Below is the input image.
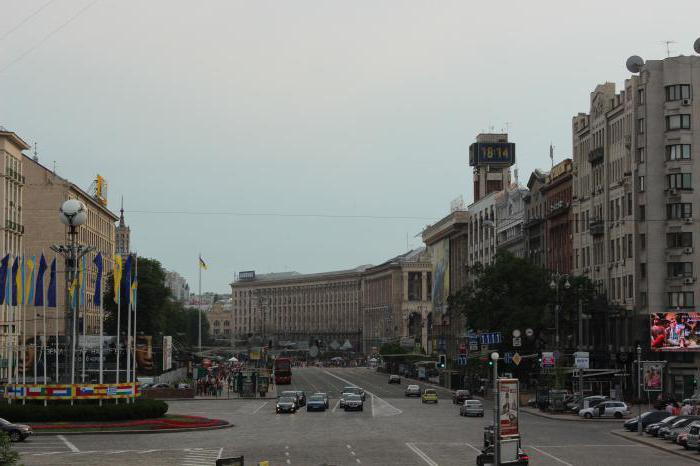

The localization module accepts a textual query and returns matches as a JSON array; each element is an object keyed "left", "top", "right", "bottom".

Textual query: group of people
[
  {"left": 196, "top": 375, "right": 224, "bottom": 397},
  {"left": 664, "top": 400, "right": 700, "bottom": 416}
]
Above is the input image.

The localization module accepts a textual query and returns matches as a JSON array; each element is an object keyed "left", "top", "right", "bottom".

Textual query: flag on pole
[
  {"left": 123, "top": 254, "right": 132, "bottom": 309},
  {"left": 113, "top": 255, "right": 122, "bottom": 304},
  {"left": 93, "top": 253, "right": 103, "bottom": 306},
  {"left": 69, "top": 277, "right": 78, "bottom": 307},
  {"left": 47, "top": 258, "right": 57, "bottom": 308},
  {"left": 34, "top": 254, "right": 48, "bottom": 307},
  {"left": 4, "top": 255, "right": 11, "bottom": 307},
  {"left": 0, "top": 254, "right": 9, "bottom": 305},
  {"left": 11, "top": 256, "right": 19, "bottom": 306},
  {"left": 17, "top": 255, "right": 24, "bottom": 306},
  {"left": 25, "top": 256, "right": 36, "bottom": 306},
  {"left": 199, "top": 256, "right": 207, "bottom": 270},
  {"left": 79, "top": 255, "right": 87, "bottom": 306}
]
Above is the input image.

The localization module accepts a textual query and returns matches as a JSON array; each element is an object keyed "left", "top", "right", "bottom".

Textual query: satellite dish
[
  {"left": 626, "top": 55, "right": 644, "bottom": 73},
  {"left": 694, "top": 37, "right": 700, "bottom": 54}
]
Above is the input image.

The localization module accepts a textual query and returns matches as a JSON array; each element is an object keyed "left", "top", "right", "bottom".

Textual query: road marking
[
  {"left": 57, "top": 435, "right": 79, "bottom": 453},
  {"left": 529, "top": 446, "right": 573, "bottom": 466},
  {"left": 346, "top": 444, "right": 352, "bottom": 449},
  {"left": 405, "top": 442, "right": 438, "bottom": 466},
  {"left": 217, "top": 447, "right": 223, "bottom": 459},
  {"left": 286, "top": 460, "right": 291, "bottom": 464},
  {"left": 356, "top": 459, "right": 361, "bottom": 464},
  {"left": 332, "top": 399, "right": 341, "bottom": 413},
  {"left": 350, "top": 451, "right": 356, "bottom": 456},
  {"left": 324, "top": 370, "right": 402, "bottom": 417},
  {"left": 252, "top": 401, "right": 268, "bottom": 414},
  {"left": 531, "top": 444, "right": 641, "bottom": 448},
  {"left": 464, "top": 442, "right": 481, "bottom": 454}
]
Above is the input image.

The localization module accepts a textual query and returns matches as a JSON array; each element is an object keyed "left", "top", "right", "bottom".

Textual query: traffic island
[
  {"left": 611, "top": 429, "right": 700, "bottom": 463},
  {"left": 29, "top": 415, "right": 232, "bottom": 435}
]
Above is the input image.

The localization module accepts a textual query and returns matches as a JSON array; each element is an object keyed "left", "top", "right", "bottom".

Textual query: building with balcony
[
  {"left": 495, "top": 184, "right": 528, "bottom": 258},
  {"left": 543, "top": 159, "right": 573, "bottom": 274},
  {"left": 523, "top": 169, "right": 548, "bottom": 267}
]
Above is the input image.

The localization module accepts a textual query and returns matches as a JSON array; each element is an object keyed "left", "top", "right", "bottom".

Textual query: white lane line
[
  {"left": 405, "top": 442, "right": 438, "bottom": 466},
  {"left": 332, "top": 399, "right": 341, "bottom": 413},
  {"left": 529, "top": 446, "right": 574, "bottom": 466},
  {"left": 56, "top": 435, "right": 79, "bottom": 453},
  {"left": 217, "top": 448, "right": 223, "bottom": 459},
  {"left": 251, "top": 401, "right": 268, "bottom": 414},
  {"left": 324, "top": 370, "right": 402, "bottom": 417},
  {"left": 286, "top": 460, "right": 291, "bottom": 464},
  {"left": 350, "top": 451, "right": 356, "bottom": 456},
  {"left": 464, "top": 442, "right": 481, "bottom": 454},
  {"left": 285, "top": 452, "right": 290, "bottom": 457}
]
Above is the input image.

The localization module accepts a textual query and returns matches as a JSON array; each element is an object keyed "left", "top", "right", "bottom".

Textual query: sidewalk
[
  {"left": 520, "top": 406, "right": 627, "bottom": 422},
  {"left": 611, "top": 429, "right": 700, "bottom": 463}
]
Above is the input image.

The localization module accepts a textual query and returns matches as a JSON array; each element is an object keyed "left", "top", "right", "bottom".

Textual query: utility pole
[
  {"left": 491, "top": 352, "right": 500, "bottom": 466},
  {"left": 637, "top": 344, "right": 642, "bottom": 435}
]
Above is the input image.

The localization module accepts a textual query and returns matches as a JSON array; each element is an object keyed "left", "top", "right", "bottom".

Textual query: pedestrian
[
  {"left": 681, "top": 403, "right": 693, "bottom": 416},
  {"left": 665, "top": 401, "right": 674, "bottom": 414}
]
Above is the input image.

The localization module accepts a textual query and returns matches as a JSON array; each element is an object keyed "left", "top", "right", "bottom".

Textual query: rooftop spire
[{"left": 119, "top": 196, "right": 125, "bottom": 226}]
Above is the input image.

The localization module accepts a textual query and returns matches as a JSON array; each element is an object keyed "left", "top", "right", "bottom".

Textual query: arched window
[{"left": 214, "top": 320, "right": 220, "bottom": 327}]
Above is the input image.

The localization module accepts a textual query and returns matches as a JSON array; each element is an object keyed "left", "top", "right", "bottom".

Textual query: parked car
[
  {"left": 405, "top": 385, "right": 421, "bottom": 397},
  {"left": 571, "top": 395, "right": 607, "bottom": 413},
  {"left": 453, "top": 390, "right": 471, "bottom": 404},
  {"left": 685, "top": 421, "right": 700, "bottom": 450},
  {"left": 388, "top": 375, "right": 401, "bottom": 384},
  {"left": 421, "top": 389, "right": 438, "bottom": 404},
  {"left": 306, "top": 395, "right": 327, "bottom": 412},
  {"left": 624, "top": 411, "right": 668, "bottom": 431},
  {"left": 275, "top": 396, "right": 297, "bottom": 414},
  {"left": 151, "top": 383, "right": 171, "bottom": 389},
  {"left": 460, "top": 399, "right": 484, "bottom": 417},
  {"left": 312, "top": 392, "right": 329, "bottom": 409},
  {"left": 0, "top": 418, "right": 32, "bottom": 442},
  {"left": 579, "top": 401, "right": 629, "bottom": 419},
  {"left": 660, "top": 417, "right": 700, "bottom": 440},
  {"left": 646, "top": 416, "right": 679, "bottom": 436},
  {"left": 176, "top": 383, "right": 190, "bottom": 390},
  {"left": 343, "top": 394, "right": 364, "bottom": 411},
  {"left": 668, "top": 418, "right": 700, "bottom": 443}
]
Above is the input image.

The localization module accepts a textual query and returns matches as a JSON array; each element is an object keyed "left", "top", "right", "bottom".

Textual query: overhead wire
[{"left": 0, "top": 0, "right": 59, "bottom": 42}]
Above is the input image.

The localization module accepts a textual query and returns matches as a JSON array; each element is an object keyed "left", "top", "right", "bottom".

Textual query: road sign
[
  {"left": 503, "top": 352, "right": 513, "bottom": 364},
  {"left": 525, "top": 328, "right": 534, "bottom": 337},
  {"left": 512, "top": 352, "right": 522, "bottom": 366},
  {"left": 541, "top": 352, "right": 555, "bottom": 368},
  {"left": 479, "top": 332, "right": 503, "bottom": 345},
  {"left": 459, "top": 343, "right": 467, "bottom": 354},
  {"left": 456, "top": 355, "right": 468, "bottom": 366},
  {"left": 469, "top": 337, "right": 479, "bottom": 351},
  {"left": 574, "top": 351, "right": 589, "bottom": 369},
  {"left": 512, "top": 337, "right": 522, "bottom": 347}
]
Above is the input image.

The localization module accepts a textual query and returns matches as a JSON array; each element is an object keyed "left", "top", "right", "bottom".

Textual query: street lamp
[
  {"left": 637, "top": 344, "right": 642, "bottom": 435},
  {"left": 549, "top": 274, "right": 570, "bottom": 352},
  {"left": 491, "top": 351, "right": 500, "bottom": 466},
  {"left": 50, "top": 199, "right": 93, "bottom": 387}
]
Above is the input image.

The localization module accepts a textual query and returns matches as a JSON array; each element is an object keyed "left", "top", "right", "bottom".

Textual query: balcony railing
[
  {"left": 589, "top": 219, "right": 604, "bottom": 236},
  {"left": 588, "top": 147, "right": 604, "bottom": 163}
]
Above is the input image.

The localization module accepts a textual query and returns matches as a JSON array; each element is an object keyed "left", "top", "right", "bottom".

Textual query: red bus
[{"left": 274, "top": 357, "right": 292, "bottom": 384}]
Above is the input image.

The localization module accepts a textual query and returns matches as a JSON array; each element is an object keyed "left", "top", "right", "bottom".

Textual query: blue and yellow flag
[
  {"left": 15, "top": 256, "right": 24, "bottom": 306},
  {"left": 93, "top": 253, "right": 103, "bottom": 306},
  {"left": 34, "top": 254, "right": 48, "bottom": 307},
  {"left": 25, "top": 256, "right": 36, "bottom": 306},
  {"left": 11, "top": 256, "right": 19, "bottom": 306},
  {"left": 113, "top": 255, "right": 122, "bottom": 304},
  {"left": 0, "top": 254, "right": 9, "bottom": 305},
  {"left": 47, "top": 258, "right": 57, "bottom": 308},
  {"left": 79, "top": 255, "right": 87, "bottom": 306}
]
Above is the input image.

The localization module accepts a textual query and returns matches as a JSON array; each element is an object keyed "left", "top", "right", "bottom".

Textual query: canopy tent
[{"left": 228, "top": 356, "right": 239, "bottom": 362}]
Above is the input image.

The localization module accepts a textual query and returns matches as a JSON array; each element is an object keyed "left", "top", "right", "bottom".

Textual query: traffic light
[
  {"left": 438, "top": 354, "right": 446, "bottom": 369},
  {"left": 488, "top": 360, "right": 494, "bottom": 367}
]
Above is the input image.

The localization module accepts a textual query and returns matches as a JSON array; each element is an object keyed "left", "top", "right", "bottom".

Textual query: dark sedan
[
  {"left": 624, "top": 410, "right": 668, "bottom": 431},
  {"left": 453, "top": 390, "right": 472, "bottom": 405},
  {"left": 0, "top": 418, "right": 32, "bottom": 442},
  {"left": 276, "top": 396, "right": 297, "bottom": 414},
  {"left": 646, "top": 416, "right": 678, "bottom": 436},
  {"left": 306, "top": 395, "right": 327, "bottom": 412}
]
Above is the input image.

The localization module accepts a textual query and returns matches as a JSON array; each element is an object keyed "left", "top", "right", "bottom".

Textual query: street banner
[
  {"left": 650, "top": 312, "right": 700, "bottom": 351},
  {"left": 4, "top": 383, "right": 140, "bottom": 400},
  {"left": 541, "top": 352, "right": 555, "bottom": 368},
  {"left": 498, "top": 378, "right": 519, "bottom": 438},
  {"left": 642, "top": 362, "right": 663, "bottom": 391}
]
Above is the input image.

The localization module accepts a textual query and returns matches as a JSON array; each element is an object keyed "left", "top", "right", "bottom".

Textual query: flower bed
[{"left": 30, "top": 415, "right": 227, "bottom": 432}]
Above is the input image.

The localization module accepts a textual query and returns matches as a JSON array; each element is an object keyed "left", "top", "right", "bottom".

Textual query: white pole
[
  {"left": 126, "top": 256, "right": 132, "bottom": 389},
  {"left": 81, "top": 257, "right": 86, "bottom": 384},
  {"left": 116, "top": 286, "right": 121, "bottom": 386},
  {"left": 22, "top": 263, "right": 26, "bottom": 405},
  {"left": 43, "top": 299, "right": 47, "bottom": 407},
  {"left": 55, "top": 307, "right": 59, "bottom": 384},
  {"left": 99, "top": 265, "right": 104, "bottom": 407},
  {"left": 132, "top": 254, "right": 138, "bottom": 399},
  {"left": 33, "top": 307, "right": 37, "bottom": 383},
  {"left": 198, "top": 254, "right": 202, "bottom": 353}
]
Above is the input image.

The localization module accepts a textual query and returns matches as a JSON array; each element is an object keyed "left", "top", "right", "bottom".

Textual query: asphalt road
[{"left": 15, "top": 367, "right": 695, "bottom": 465}]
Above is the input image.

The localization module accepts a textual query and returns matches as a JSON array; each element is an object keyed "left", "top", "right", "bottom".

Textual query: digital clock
[{"left": 469, "top": 142, "right": 515, "bottom": 166}]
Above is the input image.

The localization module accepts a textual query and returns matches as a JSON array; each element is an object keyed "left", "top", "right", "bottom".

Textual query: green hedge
[{"left": 0, "top": 399, "right": 168, "bottom": 422}]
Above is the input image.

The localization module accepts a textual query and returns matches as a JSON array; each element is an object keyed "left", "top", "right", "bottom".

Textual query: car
[
  {"left": 624, "top": 410, "right": 668, "bottom": 431},
  {"left": 421, "top": 388, "right": 438, "bottom": 404},
  {"left": 660, "top": 416, "right": 700, "bottom": 440},
  {"left": 140, "top": 383, "right": 152, "bottom": 390},
  {"left": 343, "top": 394, "right": 364, "bottom": 411},
  {"left": 176, "top": 383, "right": 191, "bottom": 390},
  {"left": 306, "top": 395, "right": 327, "bottom": 412},
  {"left": 646, "top": 416, "right": 679, "bottom": 436},
  {"left": 151, "top": 383, "right": 171, "bottom": 389},
  {"left": 570, "top": 395, "right": 607, "bottom": 413},
  {"left": 388, "top": 375, "right": 401, "bottom": 384},
  {"left": 294, "top": 390, "right": 307, "bottom": 407},
  {"left": 460, "top": 399, "right": 484, "bottom": 417},
  {"left": 313, "top": 392, "right": 330, "bottom": 409},
  {"left": 579, "top": 401, "right": 629, "bottom": 419},
  {"left": 453, "top": 390, "right": 471, "bottom": 404},
  {"left": 276, "top": 396, "right": 297, "bottom": 414},
  {"left": 0, "top": 418, "right": 32, "bottom": 442},
  {"left": 685, "top": 421, "right": 700, "bottom": 450},
  {"left": 340, "top": 386, "right": 365, "bottom": 404},
  {"left": 279, "top": 390, "right": 301, "bottom": 408},
  {"left": 405, "top": 385, "right": 421, "bottom": 397}
]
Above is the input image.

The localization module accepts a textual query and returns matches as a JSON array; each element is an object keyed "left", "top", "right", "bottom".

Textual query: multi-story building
[
  {"left": 523, "top": 169, "right": 548, "bottom": 267},
  {"left": 115, "top": 199, "right": 130, "bottom": 256},
  {"left": 543, "top": 159, "right": 573, "bottom": 274},
  {"left": 572, "top": 53, "right": 700, "bottom": 397},
  {"left": 361, "top": 248, "right": 432, "bottom": 354},
  {"left": 0, "top": 128, "right": 28, "bottom": 381},
  {"left": 23, "top": 157, "right": 118, "bottom": 337},
  {"left": 206, "top": 298, "right": 233, "bottom": 343},
  {"left": 230, "top": 267, "right": 366, "bottom": 351},
  {"left": 165, "top": 270, "right": 190, "bottom": 302},
  {"left": 495, "top": 184, "right": 528, "bottom": 258}
]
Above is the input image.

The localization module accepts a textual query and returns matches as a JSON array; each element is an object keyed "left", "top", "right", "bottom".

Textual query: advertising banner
[
  {"left": 430, "top": 239, "right": 450, "bottom": 314},
  {"left": 642, "top": 362, "right": 664, "bottom": 391},
  {"left": 650, "top": 312, "right": 700, "bottom": 351},
  {"left": 498, "top": 378, "right": 519, "bottom": 438},
  {"left": 4, "top": 383, "right": 140, "bottom": 400},
  {"left": 163, "top": 336, "right": 173, "bottom": 371},
  {"left": 541, "top": 352, "right": 555, "bottom": 368}
]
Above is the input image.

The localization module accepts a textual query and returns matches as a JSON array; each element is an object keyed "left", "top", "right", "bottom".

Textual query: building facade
[
  {"left": 165, "top": 270, "right": 190, "bottom": 302},
  {"left": 206, "top": 298, "right": 233, "bottom": 343},
  {"left": 495, "top": 185, "right": 528, "bottom": 258},
  {"left": 523, "top": 169, "right": 548, "bottom": 267},
  {"left": 230, "top": 268, "right": 366, "bottom": 351},
  {"left": 543, "top": 159, "right": 573, "bottom": 274},
  {"left": 361, "top": 248, "right": 433, "bottom": 354},
  {"left": 0, "top": 128, "right": 28, "bottom": 381}
]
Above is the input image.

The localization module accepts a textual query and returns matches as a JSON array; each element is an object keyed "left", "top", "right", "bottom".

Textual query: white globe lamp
[{"left": 59, "top": 199, "right": 87, "bottom": 227}]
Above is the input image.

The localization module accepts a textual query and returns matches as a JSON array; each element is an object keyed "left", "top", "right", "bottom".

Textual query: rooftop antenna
[
  {"left": 549, "top": 143, "right": 555, "bottom": 169},
  {"left": 32, "top": 142, "right": 38, "bottom": 162},
  {"left": 52, "top": 160, "right": 56, "bottom": 174},
  {"left": 661, "top": 40, "right": 676, "bottom": 58}
]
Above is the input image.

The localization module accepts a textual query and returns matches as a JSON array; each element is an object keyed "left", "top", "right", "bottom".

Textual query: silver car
[
  {"left": 405, "top": 384, "right": 421, "bottom": 397},
  {"left": 686, "top": 422, "right": 700, "bottom": 450},
  {"left": 460, "top": 399, "right": 484, "bottom": 417}
]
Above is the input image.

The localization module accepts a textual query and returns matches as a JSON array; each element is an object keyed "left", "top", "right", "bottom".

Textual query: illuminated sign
[
  {"left": 469, "top": 142, "right": 515, "bottom": 166},
  {"left": 239, "top": 271, "right": 256, "bottom": 281}
]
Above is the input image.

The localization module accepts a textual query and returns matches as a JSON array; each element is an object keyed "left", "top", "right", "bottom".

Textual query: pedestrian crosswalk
[{"left": 181, "top": 448, "right": 222, "bottom": 466}]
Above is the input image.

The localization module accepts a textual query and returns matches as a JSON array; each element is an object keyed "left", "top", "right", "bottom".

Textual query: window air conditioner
[
  {"left": 684, "top": 277, "right": 696, "bottom": 285},
  {"left": 684, "top": 247, "right": 694, "bottom": 254},
  {"left": 682, "top": 99, "right": 692, "bottom": 106},
  {"left": 684, "top": 218, "right": 694, "bottom": 224}
]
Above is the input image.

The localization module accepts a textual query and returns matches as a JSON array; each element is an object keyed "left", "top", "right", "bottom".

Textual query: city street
[{"left": 16, "top": 367, "right": 694, "bottom": 466}]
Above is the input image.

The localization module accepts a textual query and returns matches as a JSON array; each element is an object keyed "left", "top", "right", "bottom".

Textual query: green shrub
[
  {"left": 0, "top": 399, "right": 168, "bottom": 422},
  {"left": 0, "top": 432, "right": 19, "bottom": 465}
]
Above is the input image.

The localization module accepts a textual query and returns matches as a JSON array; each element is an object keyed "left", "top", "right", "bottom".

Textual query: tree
[{"left": 0, "top": 432, "right": 20, "bottom": 466}]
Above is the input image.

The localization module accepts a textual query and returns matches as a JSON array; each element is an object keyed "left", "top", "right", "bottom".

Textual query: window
[
  {"left": 666, "top": 173, "right": 692, "bottom": 190},
  {"left": 616, "top": 238, "right": 621, "bottom": 260},
  {"left": 574, "top": 213, "right": 579, "bottom": 233},
  {"left": 610, "top": 239, "right": 615, "bottom": 259},
  {"left": 667, "top": 291, "right": 694, "bottom": 308},
  {"left": 628, "top": 234, "right": 633, "bottom": 258},
  {"left": 668, "top": 262, "right": 693, "bottom": 278},
  {"left": 665, "top": 84, "right": 691, "bottom": 101},
  {"left": 637, "top": 118, "right": 645, "bottom": 134},
  {"left": 667, "top": 203, "right": 693, "bottom": 219},
  {"left": 627, "top": 193, "right": 632, "bottom": 216},
  {"left": 640, "top": 292, "right": 647, "bottom": 307},
  {"left": 638, "top": 176, "right": 645, "bottom": 192},
  {"left": 637, "top": 88, "right": 645, "bottom": 105},
  {"left": 637, "top": 147, "right": 645, "bottom": 163},
  {"left": 666, "top": 114, "right": 691, "bottom": 130},
  {"left": 640, "top": 263, "right": 646, "bottom": 278},
  {"left": 639, "top": 205, "right": 645, "bottom": 221},
  {"left": 627, "top": 275, "right": 633, "bottom": 298},
  {"left": 667, "top": 232, "right": 693, "bottom": 248},
  {"left": 667, "top": 144, "right": 692, "bottom": 161}
]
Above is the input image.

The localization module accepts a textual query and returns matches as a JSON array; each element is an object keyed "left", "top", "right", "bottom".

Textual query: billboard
[
  {"left": 163, "top": 336, "right": 173, "bottom": 371},
  {"left": 642, "top": 362, "right": 663, "bottom": 391},
  {"left": 469, "top": 142, "right": 515, "bottom": 166},
  {"left": 650, "top": 312, "right": 700, "bottom": 351},
  {"left": 498, "top": 378, "right": 519, "bottom": 438},
  {"left": 430, "top": 239, "right": 450, "bottom": 314}
]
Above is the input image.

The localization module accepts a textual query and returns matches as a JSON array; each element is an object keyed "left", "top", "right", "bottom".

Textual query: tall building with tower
[
  {"left": 115, "top": 198, "right": 130, "bottom": 256},
  {"left": 469, "top": 133, "right": 514, "bottom": 202}
]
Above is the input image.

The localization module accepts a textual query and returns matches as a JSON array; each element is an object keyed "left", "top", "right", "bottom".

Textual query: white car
[
  {"left": 405, "top": 385, "right": 421, "bottom": 397},
  {"left": 579, "top": 401, "right": 630, "bottom": 419}
]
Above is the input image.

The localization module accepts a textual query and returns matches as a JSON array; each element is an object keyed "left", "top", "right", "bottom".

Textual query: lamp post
[
  {"left": 50, "top": 199, "right": 94, "bottom": 387},
  {"left": 549, "top": 274, "right": 570, "bottom": 353},
  {"left": 637, "top": 344, "right": 642, "bottom": 435},
  {"left": 491, "top": 351, "right": 500, "bottom": 466}
]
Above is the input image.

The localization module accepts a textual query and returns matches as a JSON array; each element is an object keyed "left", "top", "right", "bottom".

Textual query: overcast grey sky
[{"left": 1, "top": 0, "right": 699, "bottom": 292}]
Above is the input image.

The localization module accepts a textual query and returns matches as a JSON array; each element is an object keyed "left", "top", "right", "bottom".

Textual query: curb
[
  {"left": 610, "top": 429, "right": 700, "bottom": 463},
  {"left": 33, "top": 422, "right": 234, "bottom": 436},
  {"left": 521, "top": 408, "right": 625, "bottom": 422},
  {"left": 149, "top": 396, "right": 278, "bottom": 401}
]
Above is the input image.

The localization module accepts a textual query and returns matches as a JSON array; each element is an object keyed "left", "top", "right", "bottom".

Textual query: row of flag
[{"left": 0, "top": 252, "right": 137, "bottom": 309}]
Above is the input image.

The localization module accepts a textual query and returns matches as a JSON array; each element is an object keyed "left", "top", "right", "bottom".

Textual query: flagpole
[
  {"left": 81, "top": 256, "right": 86, "bottom": 384},
  {"left": 198, "top": 254, "right": 202, "bottom": 353},
  {"left": 55, "top": 306, "right": 58, "bottom": 384},
  {"left": 126, "top": 255, "right": 132, "bottom": 391},
  {"left": 22, "top": 255, "right": 26, "bottom": 405},
  {"left": 43, "top": 294, "right": 47, "bottom": 407},
  {"left": 131, "top": 254, "right": 138, "bottom": 400},
  {"left": 98, "top": 255, "right": 104, "bottom": 407},
  {"left": 115, "top": 273, "right": 121, "bottom": 400}
]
